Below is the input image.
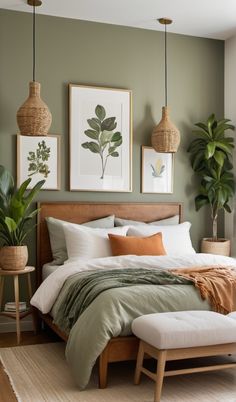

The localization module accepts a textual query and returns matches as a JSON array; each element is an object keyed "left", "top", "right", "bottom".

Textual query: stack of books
[{"left": 4, "top": 302, "right": 27, "bottom": 313}]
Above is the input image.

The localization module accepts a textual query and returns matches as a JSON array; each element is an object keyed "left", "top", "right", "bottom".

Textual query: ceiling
[{"left": 1, "top": 0, "right": 236, "bottom": 40}]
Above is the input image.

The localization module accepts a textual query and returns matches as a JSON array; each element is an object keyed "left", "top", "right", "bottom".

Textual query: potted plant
[
  {"left": 0, "top": 165, "right": 45, "bottom": 270},
  {"left": 188, "top": 114, "right": 235, "bottom": 256}
]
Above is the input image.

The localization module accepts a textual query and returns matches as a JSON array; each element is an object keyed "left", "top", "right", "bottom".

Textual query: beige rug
[{"left": 1, "top": 343, "right": 236, "bottom": 402}]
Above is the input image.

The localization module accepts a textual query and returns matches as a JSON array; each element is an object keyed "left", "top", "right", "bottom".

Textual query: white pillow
[
  {"left": 46, "top": 215, "right": 115, "bottom": 265},
  {"left": 128, "top": 222, "right": 196, "bottom": 256},
  {"left": 63, "top": 224, "right": 129, "bottom": 261}
]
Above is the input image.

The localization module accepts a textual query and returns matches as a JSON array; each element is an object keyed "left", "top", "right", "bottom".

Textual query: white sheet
[{"left": 31, "top": 253, "right": 236, "bottom": 315}]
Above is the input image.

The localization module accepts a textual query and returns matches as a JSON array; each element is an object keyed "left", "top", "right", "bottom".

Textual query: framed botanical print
[
  {"left": 17, "top": 134, "right": 61, "bottom": 190},
  {"left": 69, "top": 84, "right": 132, "bottom": 192},
  {"left": 141, "top": 146, "right": 173, "bottom": 194}
]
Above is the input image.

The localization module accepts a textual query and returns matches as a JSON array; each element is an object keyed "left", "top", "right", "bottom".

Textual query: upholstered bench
[{"left": 132, "top": 311, "right": 236, "bottom": 402}]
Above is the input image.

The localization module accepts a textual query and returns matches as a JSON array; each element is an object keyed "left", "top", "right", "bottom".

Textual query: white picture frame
[
  {"left": 69, "top": 84, "right": 132, "bottom": 192},
  {"left": 142, "top": 146, "right": 173, "bottom": 194},
  {"left": 17, "top": 134, "right": 61, "bottom": 190}
]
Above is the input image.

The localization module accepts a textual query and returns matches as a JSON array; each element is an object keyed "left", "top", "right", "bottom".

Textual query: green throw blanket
[{"left": 54, "top": 268, "right": 191, "bottom": 333}]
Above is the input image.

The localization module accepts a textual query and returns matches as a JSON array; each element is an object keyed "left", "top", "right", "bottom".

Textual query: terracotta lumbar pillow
[{"left": 108, "top": 232, "right": 166, "bottom": 256}]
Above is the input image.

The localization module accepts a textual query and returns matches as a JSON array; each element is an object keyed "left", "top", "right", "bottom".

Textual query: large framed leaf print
[{"left": 69, "top": 84, "right": 132, "bottom": 192}]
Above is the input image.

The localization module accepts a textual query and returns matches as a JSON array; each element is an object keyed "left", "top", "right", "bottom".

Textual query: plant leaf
[
  {"left": 114, "top": 138, "right": 122, "bottom": 147},
  {"left": 194, "top": 122, "right": 211, "bottom": 137},
  {"left": 205, "top": 142, "right": 216, "bottom": 159},
  {"left": 19, "top": 180, "right": 45, "bottom": 211},
  {"left": 215, "top": 141, "right": 233, "bottom": 155},
  {"left": 108, "top": 146, "right": 117, "bottom": 154},
  {"left": 100, "top": 131, "right": 113, "bottom": 146},
  {"left": 82, "top": 142, "right": 90, "bottom": 149},
  {"left": 0, "top": 165, "right": 14, "bottom": 212},
  {"left": 224, "top": 203, "right": 231, "bottom": 213},
  {"left": 207, "top": 114, "right": 215, "bottom": 137},
  {"left": 84, "top": 129, "right": 99, "bottom": 140},
  {"left": 87, "top": 118, "right": 100, "bottom": 132},
  {"left": 111, "top": 132, "right": 122, "bottom": 142},
  {"left": 214, "top": 124, "right": 235, "bottom": 139},
  {"left": 95, "top": 105, "right": 106, "bottom": 121},
  {"left": 85, "top": 142, "right": 100, "bottom": 153},
  {"left": 213, "top": 151, "right": 225, "bottom": 167},
  {"left": 192, "top": 130, "right": 210, "bottom": 139},
  {"left": 110, "top": 152, "right": 119, "bottom": 157},
  {"left": 5, "top": 217, "right": 17, "bottom": 233},
  {"left": 101, "top": 117, "right": 117, "bottom": 132},
  {"left": 195, "top": 195, "right": 209, "bottom": 211}
]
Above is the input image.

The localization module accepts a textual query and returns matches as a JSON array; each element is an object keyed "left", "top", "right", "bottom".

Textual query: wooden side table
[{"left": 0, "top": 266, "right": 36, "bottom": 344}]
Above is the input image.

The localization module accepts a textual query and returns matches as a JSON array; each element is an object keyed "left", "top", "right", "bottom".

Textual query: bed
[{"left": 33, "top": 201, "right": 235, "bottom": 389}]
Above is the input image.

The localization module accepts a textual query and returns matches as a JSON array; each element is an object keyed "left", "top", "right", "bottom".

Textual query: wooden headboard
[{"left": 37, "top": 201, "right": 183, "bottom": 285}]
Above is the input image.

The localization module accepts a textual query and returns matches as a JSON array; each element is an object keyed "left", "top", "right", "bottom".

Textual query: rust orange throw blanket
[{"left": 173, "top": 266, "right": 236, "bottom": 314}]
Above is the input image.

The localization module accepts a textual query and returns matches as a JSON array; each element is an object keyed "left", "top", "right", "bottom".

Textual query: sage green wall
[{"left": 0, "top": 10, "right": 224, "bottom": 265}]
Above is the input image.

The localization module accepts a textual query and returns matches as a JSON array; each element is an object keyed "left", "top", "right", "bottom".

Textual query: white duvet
[{"left": 31, "top": 253, "right": 236, "bottom": 314}]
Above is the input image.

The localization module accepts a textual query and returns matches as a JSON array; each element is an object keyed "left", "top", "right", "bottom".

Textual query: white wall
[{"left": 225, "top": 34, "right": 236, "bottom": 256}]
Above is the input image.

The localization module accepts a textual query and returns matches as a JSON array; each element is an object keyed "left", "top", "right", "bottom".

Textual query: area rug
[{"left": 1, "top": 343, "right": 236, "bottom": 402}]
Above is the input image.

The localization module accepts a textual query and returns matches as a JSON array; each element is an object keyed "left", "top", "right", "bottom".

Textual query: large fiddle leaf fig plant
[
  {"left": 0, "top": 165, "right": 45, "bottom": 246},
  {"left": 188, "top": 114, "right": 235, "bottom": 241}
]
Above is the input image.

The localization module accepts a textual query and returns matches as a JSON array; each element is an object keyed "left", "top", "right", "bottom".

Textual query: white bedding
[
  {"left": 31, "top": 253, "right": 236, "bottom": 314},
  {"left": 42, "top": 263, "right": 60, "bottom": 280}
]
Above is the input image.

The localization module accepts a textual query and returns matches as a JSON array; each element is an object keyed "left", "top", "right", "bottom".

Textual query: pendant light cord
[
  {"left": 33, "top": 3, "right": 36, "bottom": 82},
  {"left": 165, "top": 23, "right": 167, "bottom": 107}
]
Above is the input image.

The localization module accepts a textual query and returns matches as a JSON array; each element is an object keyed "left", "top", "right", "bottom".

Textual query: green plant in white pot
[
  {"left": 188, "top": 114, "right": 235, "bottom": 256},
  {"left": 0, "top": 166, "right": 45, "bottom": 270}
]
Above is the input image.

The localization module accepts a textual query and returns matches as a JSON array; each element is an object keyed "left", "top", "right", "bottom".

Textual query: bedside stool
[{"left": 0, "top": 266, "right": 36, "bottom": 344}]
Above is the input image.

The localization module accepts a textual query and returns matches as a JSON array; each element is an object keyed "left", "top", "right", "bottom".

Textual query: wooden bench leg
[
  {"left": 99, "top": 345, "right": 109, "bottom": 388},
  {"left": 134, "top": 340, "right": 145, "bottom": 385},
  {"left": 154, "top": 350, "right": 167, "bottom": 402}
]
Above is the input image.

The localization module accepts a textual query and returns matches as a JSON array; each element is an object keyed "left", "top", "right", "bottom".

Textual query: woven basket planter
[
  {"left": 17, "top": 81, "right": 52, "bottom": 136},
  {"left": 0, "top": 246, "right": 28, "bottom": 271},
  {"left": 152, "top": 106, "right": 180, "bottom": 153},
  {"left": 201, "top": 238, "right": 230, "bottom": 257}
]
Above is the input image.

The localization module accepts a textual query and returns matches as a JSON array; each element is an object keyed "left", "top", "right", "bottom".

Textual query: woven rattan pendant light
[
  {"left": 151, "top": 18, "right": 180, "bottom": 153},
  {"left": 17, "top": 0, "right": 52, "bottom": 136}
]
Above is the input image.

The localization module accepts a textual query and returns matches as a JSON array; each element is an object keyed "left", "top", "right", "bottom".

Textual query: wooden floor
[{"left": 0, "top": 329, "right": 60, "bottom": 402}]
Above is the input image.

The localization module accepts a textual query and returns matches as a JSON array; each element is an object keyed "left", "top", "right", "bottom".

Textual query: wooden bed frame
[{"left": 36, "top": 201, "right": 183, "bottom": 388}]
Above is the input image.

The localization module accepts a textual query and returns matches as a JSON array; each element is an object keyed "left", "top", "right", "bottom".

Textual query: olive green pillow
[{"left": 114, "top": 215, "right": 179, "bottom": 226}]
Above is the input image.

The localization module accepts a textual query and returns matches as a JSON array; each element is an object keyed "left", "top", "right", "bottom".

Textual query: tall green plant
[
  {"left": 188, "top": 114, "right": 235, "bottom": 241},
  {"left": 0, "top": 166, "right": 45, "bottom": 246}
]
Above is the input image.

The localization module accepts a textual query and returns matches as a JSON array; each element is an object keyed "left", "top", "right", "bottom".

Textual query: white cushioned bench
[{"left": 132, "top": 311, "right": 236, "bottom": 402}]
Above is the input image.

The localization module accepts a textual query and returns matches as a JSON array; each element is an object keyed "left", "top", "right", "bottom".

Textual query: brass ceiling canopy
[
  {"left": 158, "top": 18, "right": 172, "bottom": 25},
  {"left": 27, "top": 0, "right": 42, "bottom": 6}
]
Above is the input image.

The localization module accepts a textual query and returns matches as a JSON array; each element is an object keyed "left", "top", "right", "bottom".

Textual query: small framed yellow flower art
[
  {"left": 141, "top": 146, "right": 173, "bottom": 194},
  {"left": 17, "top": 134, "right": 61, "bottom": 190}
]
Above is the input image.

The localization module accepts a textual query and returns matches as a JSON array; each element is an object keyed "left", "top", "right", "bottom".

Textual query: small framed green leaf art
[
  {"left": 17, "top": 134, "right": 61, "bottom": 190},
  {"left": 69, "top": 84, "right": 132, "bottom": 192},
  {"left": 141, "top": 146, "right": 173, "bottom": 194}
]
